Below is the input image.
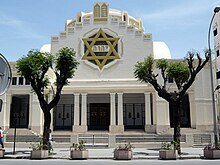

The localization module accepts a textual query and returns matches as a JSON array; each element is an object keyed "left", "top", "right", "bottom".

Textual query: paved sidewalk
[{"left": 1, "top": 147, "right": 204, "bottom": 159}]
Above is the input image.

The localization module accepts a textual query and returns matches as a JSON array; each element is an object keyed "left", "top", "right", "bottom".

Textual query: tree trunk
[
  {"left": 172, "top": 101, "right": 181, "bottom": 155},
  {"left": 42, "top": 110, "right": 51, "bottom": 149}
]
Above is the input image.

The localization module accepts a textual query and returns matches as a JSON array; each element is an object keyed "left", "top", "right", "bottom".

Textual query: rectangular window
[
  {"left": 18, "top": 77, "right": 24, "bottom": 85},
  {"left": 25, "top": 78, "right": 30, "bottom": 85},
  {"left": 217, "top": 50, "right": 220, "bottom": 57},
  {"left": 12, "top": 77, "right": 17, "bottom": 85},
  {"left": 214, "top": 29, "right": 218, "bottom": 36},
  {"left": 216, "top": 71, "right": 220, "bottom": 79},
  {"left": 168, "top": 76, "right": 174, "bottom": 83}
]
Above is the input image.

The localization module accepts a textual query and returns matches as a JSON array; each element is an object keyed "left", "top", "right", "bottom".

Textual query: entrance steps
[
  {"left": 4, "top": 128, "right": 41, "bottom": 143},
  {"left": 3, "top": 129, "right": 213, "bottom": 148},
  {"left": 3, "top": 128, "right": 41, "bottom": 148}
]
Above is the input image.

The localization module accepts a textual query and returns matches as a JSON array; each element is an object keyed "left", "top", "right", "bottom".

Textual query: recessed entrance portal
[
  {"left": 10, "top": 95, "right": 29, "bottom": 128},
  {"left": 53, "top": 94, "right": 74, "bottom": 130},
  {"left": 53, "top": 104, "right": 74, "bottom": 130},
  {"left": 123, "top": 103, "right": 145, "bottom": 129},
  {"left": 169, "top": 94, "right": 191, "bottom": 128},
  {"left": 123, "top": 93, "right": 145, "bottom": 129},
  {"left": 89, "top": 103, "right": 110, "bottom": 130}
]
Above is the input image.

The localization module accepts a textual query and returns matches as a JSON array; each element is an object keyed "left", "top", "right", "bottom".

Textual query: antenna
[{"left": 0, "top": 53, "right": 12, "bottom": 112}]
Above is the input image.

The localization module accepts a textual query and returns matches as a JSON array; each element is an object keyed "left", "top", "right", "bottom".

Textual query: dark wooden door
[
  {"left": 89, "top": 103, "right": 110, "bottom": 130},
  {"left": 53, "top": 104, "right": 73, "bottom": 130},
  {"left": 10, "top": 95, "right": 29, "bottom": 128},
  {"left": 169, "top": 94, "right": 191, "bottom": 128}
]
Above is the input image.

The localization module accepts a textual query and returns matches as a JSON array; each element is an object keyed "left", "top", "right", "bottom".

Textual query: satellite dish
[{"left": 0, "top": 53, "right": 12, "bottom": 96}]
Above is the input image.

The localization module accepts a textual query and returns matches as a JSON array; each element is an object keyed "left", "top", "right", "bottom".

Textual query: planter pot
[
  {"left": 0, "top": 149, "right": 5, "bottom": 158},
  {"left": 204, "top": 149, "right": 220, "bottom": 159},
  {"left": 31, "top": 150, "right": 48, "bottom": 159},
  {"left": 70, "top": 150, "right": 88, "bottom": 159},
  {"left": 159, "top": 150, "right": 177, "bottom": 160},
  {"left": 114, "top": 150, "right": 133, "bottom": 160}
]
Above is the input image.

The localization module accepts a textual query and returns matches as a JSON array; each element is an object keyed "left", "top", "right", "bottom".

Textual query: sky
[{"left": 0, "top": 0, "right": 219, "bottom": 62}]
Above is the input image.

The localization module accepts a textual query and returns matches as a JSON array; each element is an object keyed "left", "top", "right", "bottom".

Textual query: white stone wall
[
  {"left": 0, "top": 4, "right": 216, "bottom": 135},
  {"left": 51, "top": 14, "right": 153, "bottom": 80}
]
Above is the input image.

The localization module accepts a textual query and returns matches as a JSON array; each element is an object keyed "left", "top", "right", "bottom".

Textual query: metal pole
[
  {"left": 13, "top": 119, "right": 17, "bottom": 155},
  {"left": 208, "top": 7, "right": 220, "bottom": 147},
  {"left": 92, "top": 135, "right": 94, "bottom": 147}
]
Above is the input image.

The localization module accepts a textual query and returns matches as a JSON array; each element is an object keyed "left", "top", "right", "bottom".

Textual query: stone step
[{"left": 5, "top": 128, "right": 38, "bottom": 135}]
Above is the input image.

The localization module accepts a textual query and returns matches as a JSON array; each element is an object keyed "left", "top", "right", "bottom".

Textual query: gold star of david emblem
[{"left": 82, "top": 28, "right": 120, "bottom": 70}]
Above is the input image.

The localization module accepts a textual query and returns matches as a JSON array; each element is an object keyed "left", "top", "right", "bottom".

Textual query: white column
[
  {"left": 0, "top": 93, "right": 11, "bottom": 129},
  {"left": 145, "top": 93, "right": 151, "bottom": 125},
  {"left": 31, "top": 93, "right": 43, "bottom": 134},
  {"left": 110, "top": 93, "right": 116, "bottom": 125},
  {"left": 81, "top": 93, "right": 87, "bottom": 126},
  {"left": 117, "top": 93, "right": 123, "bottom": 126},
  {"left": 28, "top": 93, "right": 32, "bottom": 129},
  {"left": 74, "top": 93, "right": 80, "bottom": 126}
]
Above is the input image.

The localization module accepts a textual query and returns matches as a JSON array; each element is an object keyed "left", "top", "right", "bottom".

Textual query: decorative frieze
[
  {"left": 60, "top": 32, "right": 66, "bottom": 39},
  {"left": 135, "top": 30, "right": 143, "bottom": 37},
  {"left": 51, "top": 36, "right": 59, "bottom": 42},
  {"left": 94, "top": 17, "right": 108, "bottom": 22},
  {"left": 67, "top": 27, "right": 74, "bottom": 34},
  {"left": 75, "top": 22, "right": 83, "bottom": 29},
  {"left": 83, "top": 18, "right": 90, "bottom": 25},
  {"left": 111, "top": 17, "right": 119, "bottom": 25},
  {"left": 119, "top": 21, "right": 126, "bottom": 28},
  {"left": 143, "top": 33, "right": 152, "bottom": 41},
  {"left": 127, "top": 26, "right": 134, "bottom": 33}
]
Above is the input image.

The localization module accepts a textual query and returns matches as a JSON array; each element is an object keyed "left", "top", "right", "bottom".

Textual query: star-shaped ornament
[{"left": 82, "top": 29, "right": 120, "bottom": 70}]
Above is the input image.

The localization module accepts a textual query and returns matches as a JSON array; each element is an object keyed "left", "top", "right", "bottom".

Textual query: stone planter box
[
  {"left": 70, "top": 150, "right": 88, "bottom": 159},
  {"left": 0, "top": 149, "right": 5, "bottom": 158},
  {"left": 114, "top": 150, "right": 133, "bottom": 160},
  {"left": 159, "top": 150, "right": 177, "bottom": 160},
  {"left": 31, "top": 150, "right": 48, "bottom": 159},
  {"left": 204, "top": 149, "right": 220, "bottom": 159}
]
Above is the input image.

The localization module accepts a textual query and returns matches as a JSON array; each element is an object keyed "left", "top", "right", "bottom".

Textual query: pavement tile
[{"left": 0, "top": 147, "right": 204, "bottom": 160}]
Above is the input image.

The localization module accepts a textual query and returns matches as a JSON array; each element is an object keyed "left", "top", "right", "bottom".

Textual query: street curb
[{"left": 0, "top": 156, "right": 202, "bottom": 160}]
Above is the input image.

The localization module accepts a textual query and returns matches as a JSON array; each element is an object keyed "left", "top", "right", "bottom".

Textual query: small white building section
[
  {"left": 213, "top": 10, "right": 220, "bottom": 121},
  {"left": 0, "top": 3, "right": 214, "bottom": 138}
]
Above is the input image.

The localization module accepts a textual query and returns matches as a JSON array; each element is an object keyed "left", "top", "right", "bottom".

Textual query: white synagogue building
[{"left": 0, "top": 3, "right": 216, "bottom": 147}]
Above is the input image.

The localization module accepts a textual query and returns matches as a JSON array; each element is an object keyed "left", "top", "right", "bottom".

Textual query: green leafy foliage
[
  {"left": 134, "top": 51, "right": 209, "bottom": 154},
  {"left": 16, "top": 47, "right": 79, "bottom": 149},
  {"left": 55, "top": 47, "right": 79, "bottom": 85},
  {"left": 204, "top": 142, "right": 220, "bottom": 150},
  {"left": 30, "top": 141, "right": 48, "bottom": 151},
  {"left": 71, "top": 140, "right": 87, "bottom": 151},
  {"left": 161, "top": 141, "right": 177, "bottom": 150},
  {"left": 115, "top": 142, "right": 134, "bottom": 151},
  {"left": 167, "top": 62, "right": 190, "bottom": 89},
  {"left": 134, "top": 55, "right": 154, "bottom": 83},
  {"left": 16, "top": 50, "right": 53, "bottom": 90},
  {"left": 156, "top": 58, "right": 169, "bottom": 70}
]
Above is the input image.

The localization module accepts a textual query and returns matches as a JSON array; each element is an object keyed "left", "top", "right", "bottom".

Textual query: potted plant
[
  {"left": 114, "top": 142, "right": 134, "bottom": 160},
  {"left": 159, "top": 141, "right": 177, "bottom": 160},
  {"left": 0, "top": 149, "right": 4, "bottom": 158},
  {"left": 30, "top": 141, "right": 48, "bottom": 159},
  {"left": 203, "top": 143, "right": 220, "bottom": 159},
  {"left": 70, "top": 140, "right": 88, "bottom": 159}
]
